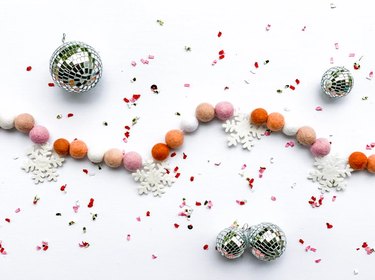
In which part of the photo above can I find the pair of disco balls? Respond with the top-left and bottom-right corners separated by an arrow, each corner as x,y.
216,222 -> 287,261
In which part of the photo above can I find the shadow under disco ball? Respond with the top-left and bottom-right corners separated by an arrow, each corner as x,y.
321,66 -> 353,98
49,41 -> 103,93
216,226 -> 248,259
246,222 -> 287,261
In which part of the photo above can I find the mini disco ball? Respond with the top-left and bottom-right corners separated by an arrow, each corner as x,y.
321,66 -> 353,98
216,226 -> 248,259
49,41 -> 103,93
246,222 -> 287,261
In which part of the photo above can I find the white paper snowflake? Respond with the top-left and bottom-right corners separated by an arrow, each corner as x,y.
308,154 -> 352,192
132,160 -> 176,197
21,144 -> 65,184
222,113 -> 265,151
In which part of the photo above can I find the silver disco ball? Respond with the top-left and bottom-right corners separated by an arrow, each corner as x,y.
216,226 -> 248,259
321,66 -> 353,98
246,222 -> 287,261
50,41 -> 103,93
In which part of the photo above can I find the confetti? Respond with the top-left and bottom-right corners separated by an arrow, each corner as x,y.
326,222 -> 333,229
308,195 -> 324,208
349,53 -> 355,57
330,57 -> 334,64
187,224 -> 193,230
258,167 -> 266,178
332,195 -> 336,202
26,66 -> 32,71
148,55 -> 154,59
315,259 -> 322,263
203,244 -> 209,250
183,153 -> 187,160
170,152 -> 177,157
334,43 -> 339,49
285,141 -> 295,148
366,143 -> 375,150
152,254 -> 158,259
67,113 -> 74,118
315,106 -> 323,111
136,217 -> 141,222
131,61 -> 137,67
217,31 -> 222,37
174,223 -> 180,228
33,195 -> 40,205
82,169 -> 89,174
48,82 -> 55,87
73,201 -> 80,213
195,202 -> 201,206
330,3 -> 336,9
5,218 -> 10,223
60,184 -> 67,192
353,269 -> 359,275
190,176 -> 194,182
36,241 -> 49,251
78,241 -> 90,248
15,208 -> 21,213
151,84 -> 159,94
353,62 -> 360,70
140,58 -> 149,64
299,239 -> 305,244
0,241 -> 7,255
247,177 -> 254,189
265,24 -> 271,31
204,200 -> 213,209
126,234 -> 131,241
271,196 -> 276,201
184,46 -> 192,52
146,211 -> 151,217
236,200 -> 247,205
87,198 -> 94,208
302,26 -> 306,31
184,83 -> 190,87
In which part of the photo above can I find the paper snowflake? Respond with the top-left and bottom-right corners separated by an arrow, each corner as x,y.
132,160 -> 176,197
21,144 -> 65,184
222,113 -> 265,151
308,154 -> 352,192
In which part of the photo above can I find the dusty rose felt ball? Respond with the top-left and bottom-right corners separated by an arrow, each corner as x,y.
123,151 -> 143,172
367,155 -> 375,173
296,126 -> 316,146
15,113 -> 35,133
266,112 -> 285,131
104,148 -> 124,168
310,138 -> 331,157
215,101 -> 234,121
29,125 -> 50,144
195,103 -> 215,123
165,129 -> 184,149
69,140 -> 88,159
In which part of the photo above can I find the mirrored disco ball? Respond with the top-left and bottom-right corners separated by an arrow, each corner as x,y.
321,66 -> 353,98
50,41 -> 103,93
216,226 -> 248,259
246,222 -> 287,261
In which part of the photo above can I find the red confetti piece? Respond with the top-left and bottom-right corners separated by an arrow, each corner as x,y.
354,63 -> 360,70
124,125 -> 131,130
236,200 -> 247,205
60,184 -> 67,192
203,244 -> 209,250
195,202 -> 201,206
5,218 -> 10,223
170,152 -> 176,157
124,131 -> 130,138
174,166 -> 179,172
247,177 -> 254,189
254,62 -> 259,68
326,222 -> 333,229
26,66 -> 32,71
218,50 -> 225,55
295,79 -> 300,85
332,196 -> 336,202
175,173 -> 181,178
87,198 -> 94,208
132,94 -> 141,100
219,55 -> 225,60
315,259 -> 322,263
0,241 -> 7,255
174,223 -> 180,228
67,113 -> 74,118
146,211 -> 151,217
83,169 -> 89,174
78,241 -> 90,248
299,239 -> 305,244
190,176 -> 194,182
362,242 -> 368,248
217,31 -> 222,37
289,85 -> 296,90
48,82 -> 55,87
33,196 -> 40,205
123,98 -> 130,103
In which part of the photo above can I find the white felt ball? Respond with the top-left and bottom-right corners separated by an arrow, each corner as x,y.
0,113 -> 16,129
282,120 -> 301,136
180,115 -> 199,133
87,147 -> 106,163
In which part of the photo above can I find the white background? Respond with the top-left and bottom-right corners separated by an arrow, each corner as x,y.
1,0 -> 375,279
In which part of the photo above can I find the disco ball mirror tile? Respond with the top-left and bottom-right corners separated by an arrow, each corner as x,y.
321,66 -> 353,98
50,41 -> 103,93
247,222 -> 287,261
216,226 -> 248,259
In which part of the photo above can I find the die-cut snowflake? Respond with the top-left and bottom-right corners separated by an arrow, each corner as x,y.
21,144 -> 65,184
308,154 -> 352,192
222,113 -> 265,151
132,160 -> 176,197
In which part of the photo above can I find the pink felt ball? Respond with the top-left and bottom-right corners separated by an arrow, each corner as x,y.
29,125 -> 50,144
215,101 -> 234,121
310,138 -> 331,157
123,151 -> 143,172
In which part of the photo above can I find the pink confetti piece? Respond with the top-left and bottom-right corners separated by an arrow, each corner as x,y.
36,241 -> 49,251
369,71 -> 373,78
0,241 -> 7,255
366,143 -> 375,150
315,259 -> 322,263
131,61 -> 137,67
310,247 -> 317,252
285,141 -> 295,148
148,55 -> 154,59
136,217 -> 141,222
305,245 -> 311,252
73,202 -> 80,213
205,200 -> 213,209
212,59 -> 217,66
302,26 -> 306,31
184,83 -> 190,87
15,208 -> 21,213
349,53 -> 355,57
332,195 -> 336,202
308,195 -> 324,208
265,24 -> 271,31
271,196 -> 276,201
330,57 -> 334,64
126,234 -> 131,241
140,58 -> 149,64
264,130 -> 271,136
152,254 -> 157,259
334,43 -> 339,49
315,106 -> 323,111
241,164 -> 247,170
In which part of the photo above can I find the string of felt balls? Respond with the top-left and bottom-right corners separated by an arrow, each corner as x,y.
0,101 -> 374,174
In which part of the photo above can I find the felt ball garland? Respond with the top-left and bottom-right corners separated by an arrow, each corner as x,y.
1,102 -> 375,176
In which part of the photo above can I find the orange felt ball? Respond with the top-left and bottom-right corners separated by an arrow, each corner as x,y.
250,108 -> 268,125
152,143 -> 170,161
196,103 -> 215,123
69,140 -> 88,159
53,138 -> 70,156
266,112 -> 285,131
348,152 -> 368,170
165,129 -> 184,149
367,155 -> 375,173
